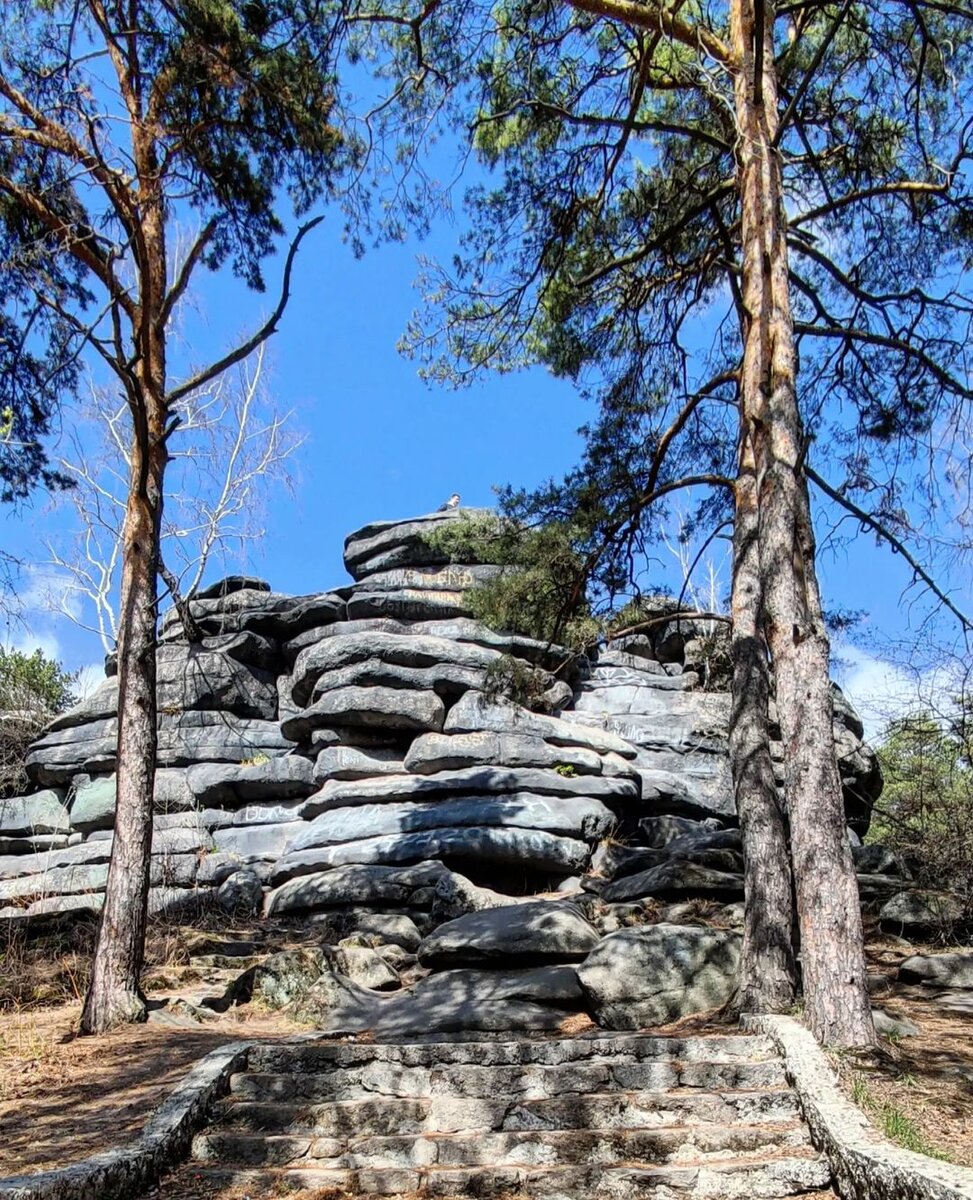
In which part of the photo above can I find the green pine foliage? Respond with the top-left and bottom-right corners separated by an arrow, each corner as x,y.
423,513 -> 600,649
0,647 -> 78,798
871,695 -> 973,936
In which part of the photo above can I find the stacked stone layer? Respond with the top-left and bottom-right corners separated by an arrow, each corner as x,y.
1,509 -> 908,1030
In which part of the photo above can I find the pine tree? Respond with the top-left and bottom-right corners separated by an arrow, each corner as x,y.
1,0 -> 355,1032
361,0 -> 973,1043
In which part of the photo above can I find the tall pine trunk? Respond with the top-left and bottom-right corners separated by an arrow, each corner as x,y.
731,427 -> 797,1012
729,0 -> 874,1046
80,192 -> 168,1035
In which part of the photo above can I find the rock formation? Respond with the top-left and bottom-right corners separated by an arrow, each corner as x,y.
1,509 -> 899,1030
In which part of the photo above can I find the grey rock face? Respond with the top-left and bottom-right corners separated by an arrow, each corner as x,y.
0,789 -> 70,836
236,948 -> 326,1009
186,756 -> 315,807
45,678 -> 118,731
272,825 -> 591,881
288,963 -> 383,1031
333,944 -> 400,991
0,862 -> 110,903
155,715 -> 294,768
67,774 -> 117,833
0,839 -> 112,880
195,575 -> 271,601
163,590 -> 345,641
413,965 -> 583,1006
898,951 -> 973,989
578,923 -> 741,1028
289,794 -> 616,852
11,511 -> 885,933
291,631 -> 501,707
155,643 -> 279,719
282,686 -> 446,740
404,732 -> 607,777
215,869 -> 264,915
304,765 -> 637,817
879,889 -> 963,933
343,510 -> 487,579
444,692 -> 637,758
265,861 -> 449,915
640,815 -> 725,847
346,589 -> 471,623
212,821 -> 304,863
314,746 -> 404,783
429,871 -> 525,922
601,861 -> 744,904
418,901 -> 601,968
852,843 -> 911,878
26,720 -> 119,783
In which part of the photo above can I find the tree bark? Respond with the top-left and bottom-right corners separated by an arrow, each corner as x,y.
731,425 -> 797,1013
729,0 -> 874,1046
80,172 -> 168,1034
79,429 -> 165,1033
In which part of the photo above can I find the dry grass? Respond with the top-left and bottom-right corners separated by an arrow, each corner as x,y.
829,930 -> 973,1168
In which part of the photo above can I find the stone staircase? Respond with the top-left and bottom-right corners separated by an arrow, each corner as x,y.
185,1031 -> 835,1198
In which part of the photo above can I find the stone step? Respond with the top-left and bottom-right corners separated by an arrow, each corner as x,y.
194,1119 -> 812,1169
229,1057 -> 788,1102
181,1154 -> 832,1198
218,1086 -> 801,1136
246,1032 -> 776,1073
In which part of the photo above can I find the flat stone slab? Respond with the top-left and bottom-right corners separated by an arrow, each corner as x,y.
898,952 -> 973,990
272,826 -> 591,881
304,766 -> 638,817
346,589 -> 471,623
578,924 -> 741,1028
418,901 -> 601,968
289,795 -> 616,852
444,692 -> 637,759
265,862 -> 449,915
186,757 -> 315,807
291,632 -> 501,707
282,687 -> 446,740
343,510 -> 488,579
314,747 -> 405,783
0,790 -> 70,837
601,861 -> 744,903
404,732 -> 608,777
412,966 -> 584,1006
212,822 -> 306,863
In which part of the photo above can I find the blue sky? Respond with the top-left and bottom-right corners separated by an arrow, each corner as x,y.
2,190 -> 969,740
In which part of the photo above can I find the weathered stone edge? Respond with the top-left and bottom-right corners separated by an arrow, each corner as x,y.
743,1013 -> 973,1200
0,1040 -> 252,1200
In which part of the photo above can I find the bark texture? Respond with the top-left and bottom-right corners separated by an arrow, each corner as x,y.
729,0 -> 874,1046
80,186 -> 168,1035
731,430 -> 797,1013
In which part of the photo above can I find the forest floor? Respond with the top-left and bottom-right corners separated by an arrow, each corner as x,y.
0,914 -> 968,1193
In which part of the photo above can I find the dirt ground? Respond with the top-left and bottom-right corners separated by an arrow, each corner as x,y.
0,920 -> 969,1191
830,934 -> 973,1168
0,1003 -> 310,1177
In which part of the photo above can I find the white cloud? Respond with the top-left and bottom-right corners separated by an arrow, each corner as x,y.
835,642 -> 961,743
73,661 -> 106,699
16,565 -> 84,624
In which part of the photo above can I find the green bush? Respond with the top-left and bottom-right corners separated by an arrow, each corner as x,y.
0,647 -> 78,798
422,513 -> 599,650
870,697 -> 973,940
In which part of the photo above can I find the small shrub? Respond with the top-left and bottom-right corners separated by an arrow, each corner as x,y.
870,693 -> 973,941
553,763 -> 578,778
422,514 -> 598,650
0,647 -> 78,798
482,655 -> 551,710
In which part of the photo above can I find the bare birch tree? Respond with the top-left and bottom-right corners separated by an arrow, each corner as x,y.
46,343 -> 302,654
